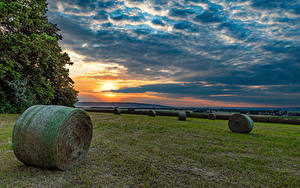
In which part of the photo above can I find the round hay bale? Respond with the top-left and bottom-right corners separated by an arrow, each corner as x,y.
114,107 -> 121,115
178,111 -> 186,121
228,114 -> 254,133
12,105 -> 93,170
185,110 -> 192,114
148,110 -> 156,117
208,113 -> 216,120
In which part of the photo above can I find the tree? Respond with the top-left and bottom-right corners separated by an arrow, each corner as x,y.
0,0 -> 78,113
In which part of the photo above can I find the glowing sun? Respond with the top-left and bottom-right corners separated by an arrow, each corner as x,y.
100,82 -> 118,91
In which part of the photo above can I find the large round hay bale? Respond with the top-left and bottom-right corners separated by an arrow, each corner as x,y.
208,113 -> 216,120
12,105 -> 93,170
114,107 -> 121,115
228,114 -> 254,133
178,111 -> 186,121
148,110 -> 156,117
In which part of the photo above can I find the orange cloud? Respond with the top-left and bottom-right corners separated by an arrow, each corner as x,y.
66,50 -> 273,107
71,71 -> 273,107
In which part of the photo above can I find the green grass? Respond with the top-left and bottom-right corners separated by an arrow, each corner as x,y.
0,112 -> 299,187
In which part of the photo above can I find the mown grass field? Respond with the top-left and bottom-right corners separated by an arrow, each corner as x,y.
0,112 -> 299,187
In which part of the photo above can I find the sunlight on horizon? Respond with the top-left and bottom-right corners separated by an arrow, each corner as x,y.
99,82 -> 118,92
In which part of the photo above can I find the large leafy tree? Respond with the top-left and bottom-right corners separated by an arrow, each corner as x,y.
0,0 -> 78,113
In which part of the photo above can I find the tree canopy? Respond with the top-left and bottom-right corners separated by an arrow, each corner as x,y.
0,0 -> 78,113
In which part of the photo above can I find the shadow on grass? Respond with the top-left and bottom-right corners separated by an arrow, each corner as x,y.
16,164 -> 61,172
6,164 -> 66,180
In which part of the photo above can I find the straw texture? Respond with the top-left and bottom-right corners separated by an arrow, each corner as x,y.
228,114 -> 254,133
12,105 -> 93,170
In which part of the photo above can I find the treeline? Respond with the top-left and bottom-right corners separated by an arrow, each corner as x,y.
0,0 -> 77,113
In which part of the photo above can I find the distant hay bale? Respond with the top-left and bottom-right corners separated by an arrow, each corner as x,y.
208,113 -> 216,120
114,107 -> 121,115
12,105 -> 93,170
185,110 -> 192,114
148,110 -> 156,117
178,111 -> 187,121
228,114 -> 254,133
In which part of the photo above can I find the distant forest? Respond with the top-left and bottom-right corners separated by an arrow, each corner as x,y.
0,0 -> 77,113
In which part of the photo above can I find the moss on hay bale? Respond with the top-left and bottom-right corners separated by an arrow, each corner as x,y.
12,105 -> 93,170
148,110 -> 156,117
178,111 -> 186,121
228,114 -> 254,133
208,113 -> 216,120
114,107 -> 121,115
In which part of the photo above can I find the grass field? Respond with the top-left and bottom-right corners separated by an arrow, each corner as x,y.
0,112 -> 299,187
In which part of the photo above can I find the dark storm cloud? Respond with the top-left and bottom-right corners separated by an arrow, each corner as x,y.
98,1 -> 117,8
194,2 -> 226,23
219,21 -> 251,40
251,0 -> 298,10
169,8 -> 195,17
47,0 -> 300,106
93,11 -> 108,21
151,19 -> 165,26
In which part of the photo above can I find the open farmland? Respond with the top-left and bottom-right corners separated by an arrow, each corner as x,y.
0,112 -> 299,187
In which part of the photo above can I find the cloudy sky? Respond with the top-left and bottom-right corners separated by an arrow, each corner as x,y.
47,0 -> 300,107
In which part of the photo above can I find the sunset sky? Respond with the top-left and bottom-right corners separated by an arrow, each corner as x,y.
47,0 -> 300,107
